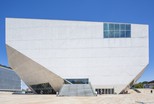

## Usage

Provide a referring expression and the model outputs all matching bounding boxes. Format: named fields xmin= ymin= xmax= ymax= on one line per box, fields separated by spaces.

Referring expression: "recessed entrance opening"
xmin=95 ymin=88 xmax=114 ymax=94
xmin=65 ymin=78 xmax=89 ymax=84
xmin=30 ymin=83 xmax=56 ymax=94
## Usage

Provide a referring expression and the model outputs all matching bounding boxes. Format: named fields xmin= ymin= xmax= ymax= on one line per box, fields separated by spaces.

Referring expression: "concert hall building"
xmin=6 ymin=18 xmax=149 ymax=95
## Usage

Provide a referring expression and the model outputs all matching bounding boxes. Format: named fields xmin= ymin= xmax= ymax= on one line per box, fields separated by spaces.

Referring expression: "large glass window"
xmin=104 ymin=23 xmax=131 ymax=38
xmin=65 ymin=78 xmax=89 ymax=84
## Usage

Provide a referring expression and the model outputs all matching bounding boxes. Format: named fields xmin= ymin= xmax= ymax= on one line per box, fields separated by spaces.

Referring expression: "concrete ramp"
xmin=59 ymin=84 xmax=96 ymax=96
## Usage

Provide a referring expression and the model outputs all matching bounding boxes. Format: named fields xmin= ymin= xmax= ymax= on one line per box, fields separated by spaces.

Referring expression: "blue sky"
xmin=0 ymin=0 xmax=153 ymax=82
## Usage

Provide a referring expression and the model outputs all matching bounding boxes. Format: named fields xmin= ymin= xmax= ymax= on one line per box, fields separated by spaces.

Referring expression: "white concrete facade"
xmin=6 ymin=18 xmax=149 ymax=94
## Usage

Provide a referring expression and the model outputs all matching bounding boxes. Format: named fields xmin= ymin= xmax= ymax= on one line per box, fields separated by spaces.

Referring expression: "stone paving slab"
xmin=0 ymin=93 xmax=154 ymax=104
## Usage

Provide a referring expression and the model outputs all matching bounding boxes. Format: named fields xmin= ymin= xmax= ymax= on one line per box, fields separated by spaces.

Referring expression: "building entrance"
xmin=95 ymin=88 xmax=114 ymax=94
xmin=30 ymin=83 xmax=56 ymax=94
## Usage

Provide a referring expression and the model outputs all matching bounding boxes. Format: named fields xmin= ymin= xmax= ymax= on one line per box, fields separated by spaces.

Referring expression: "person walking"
xmin=151 ymin=90 xmax=153 ymax=94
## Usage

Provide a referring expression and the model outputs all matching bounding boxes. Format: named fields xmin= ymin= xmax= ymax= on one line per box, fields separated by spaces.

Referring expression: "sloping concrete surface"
xmin=59 ymin=84 xmax=95 ymax=96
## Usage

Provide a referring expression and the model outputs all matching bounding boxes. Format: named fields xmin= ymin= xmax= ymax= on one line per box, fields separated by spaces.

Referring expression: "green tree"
xmin=134 ymin=83 xmax=143 ymax=88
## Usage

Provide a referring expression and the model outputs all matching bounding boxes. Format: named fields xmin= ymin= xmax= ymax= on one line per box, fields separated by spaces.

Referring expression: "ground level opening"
xmin=95 ymin=88 xmax=114 ymax=94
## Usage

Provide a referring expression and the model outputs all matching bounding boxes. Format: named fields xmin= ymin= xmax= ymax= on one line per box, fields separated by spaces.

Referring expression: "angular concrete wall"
xmin=6 ymin=18 xmax=149 ymax=94
xmin=6 ymin=45 xmax=64 ymax=92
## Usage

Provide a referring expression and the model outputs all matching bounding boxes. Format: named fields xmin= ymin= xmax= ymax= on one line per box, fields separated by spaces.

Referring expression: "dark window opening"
xmin=104 ymin=23 xmax=131 ymax=38
xmin=30 ymin=83 xmax=56 ymax=94
xmin=95 ymin=88 xmax=114 ymax=94
xmin=65 ymin=78 xmax=89 ymax=84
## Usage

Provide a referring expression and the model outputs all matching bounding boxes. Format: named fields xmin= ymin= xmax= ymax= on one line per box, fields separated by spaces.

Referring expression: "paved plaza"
xmin=0 ymin=92 xmax=154 ymax=104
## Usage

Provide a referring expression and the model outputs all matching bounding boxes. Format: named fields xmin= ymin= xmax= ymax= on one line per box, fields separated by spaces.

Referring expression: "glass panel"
xmin=104 ymin=30 xmax=109 ymax=38
xmin=114 ymin=31 xmax=119 ymax=38
xmin=112 ymin=89 xmax=114 ymax=94
xmin=0 ymin=68 xmax=21 ymax=90
xmin=103 ymin=23 xmax=131 ymax=38
xmin=120 ymin=24 xmax=126 ymax=30
xmin=120 ymin=31 xmax=126 ymax=37
xmin=115 ymin=24 xmax=119 ymax=31
xmin=126 ymin=31 xmax=131 ymax=37
xmin=66 ymin=78 xmax=89 ymax=84
xmin=109 ymin=31 xmax=114 ymax=38
xmin=104 ymin=23 xmax=109 ymax=30
xmin=31 ymin=83 xmax=56 ymax=94
xmin=102 ymin=89 xmax=104 ymax=94
xmin=126 ymin=24 xmax=131 ymax=30
xmin=105 ymin=89 xmax=108 ymax=94
xmin=109 ymin=24 xmax=114 ymax=30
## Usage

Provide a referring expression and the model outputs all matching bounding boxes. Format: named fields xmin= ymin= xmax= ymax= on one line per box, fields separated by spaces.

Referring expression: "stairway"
xmin=58 ymin=84 xmax=96 ymax=96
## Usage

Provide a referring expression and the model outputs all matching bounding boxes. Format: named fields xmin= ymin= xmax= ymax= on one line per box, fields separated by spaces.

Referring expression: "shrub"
xmin=134 ymin=83 xmax=144 ymax=88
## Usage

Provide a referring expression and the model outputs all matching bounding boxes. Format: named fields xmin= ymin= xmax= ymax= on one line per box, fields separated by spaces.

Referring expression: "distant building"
xmin=0 ymin=65 xmax=21 ymax=91
xmin=144 ymin=81 xmax=154 ymax=89
xmin=6 ymin=18 xmax=149 ymax=95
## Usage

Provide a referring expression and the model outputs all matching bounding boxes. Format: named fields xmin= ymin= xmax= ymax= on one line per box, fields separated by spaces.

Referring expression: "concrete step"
xmin=58 ymin=84 xmax=96 ymax=96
